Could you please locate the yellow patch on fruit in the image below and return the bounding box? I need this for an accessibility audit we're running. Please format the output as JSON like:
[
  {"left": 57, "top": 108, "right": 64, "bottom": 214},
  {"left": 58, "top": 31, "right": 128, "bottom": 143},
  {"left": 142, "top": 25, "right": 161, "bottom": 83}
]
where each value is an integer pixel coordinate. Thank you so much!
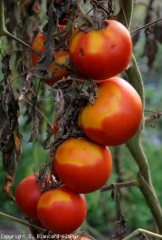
[
  {"left": 86, "top": 32, "right": 105, "bottom": 54},
  {"left": 69, "top": 31, "right": 84, "bottom": 53},
  {"left": 79, "top": 82, "right": 121, "bottom": 129},
  {"left": 55, "top": 138, "right": 104, "bottom": 166},
  {"left": 48, "top": 54, "right": 70, "bottom": 75},
  {"left": 37, "top": 189, "right": 71, "bottom": 208}
]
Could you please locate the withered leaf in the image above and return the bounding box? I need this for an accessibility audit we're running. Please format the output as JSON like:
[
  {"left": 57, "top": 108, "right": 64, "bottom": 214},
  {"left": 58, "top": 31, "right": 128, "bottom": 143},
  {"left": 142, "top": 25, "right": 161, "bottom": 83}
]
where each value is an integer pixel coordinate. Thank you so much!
[
  {"left": 0, "top": 53, "right": 22, "bottom": 200},
  {"left": 28, "top": 96, "right": 40, "bottom": 142},
  {"left": 2, "top": 130, "right": 23, "bottom": 201},
  {"left": 0, "top": 90, "right": 22, "bottom": 200},
  {"left": 43, "top": 123, "right": 54, "bottom": 150},
  {"left": 0, "top": 86, "right": 8, "bottom": 141},
  {"left": 141, "top": 37, "right": 158, "bottom": 69},
  {"left": 132, "top": 31, "right": 140, "bottom": 46},
  {"left": 154, "top": 23, "right": 162, "bottom": 44}
]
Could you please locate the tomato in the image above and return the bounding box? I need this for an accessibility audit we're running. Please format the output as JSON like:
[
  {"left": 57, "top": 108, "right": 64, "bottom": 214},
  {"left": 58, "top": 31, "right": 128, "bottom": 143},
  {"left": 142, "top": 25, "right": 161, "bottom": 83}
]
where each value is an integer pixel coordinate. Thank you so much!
[
  {"left": 69, "top": 20, "right": 132, "bottom": 80},
  {"left": 80, "top": 238, "right": 91, "bottom": 240},
  {"left": 78, "top": 77, "right": 143, "bottom": 146},
  {"left": 58, "top": 25, "right": 66, "bottom": 30},
  {"left": 37, "top": 186, "right": 87, "bottom": 234},
  {"left": 31, "top": 32, "right": 46, "bottom": 66},
  {"left": 31, "top": 32, "right": 71, "bottom": 86},
  {"left": 15, "top": 174, "right": 42, "bottom": 220},
  {"left": 15, "top": 173, "right": 54, "bottom": 220},
  {"left": 53, "top": 137, "right": 112, "bottom": 194}
]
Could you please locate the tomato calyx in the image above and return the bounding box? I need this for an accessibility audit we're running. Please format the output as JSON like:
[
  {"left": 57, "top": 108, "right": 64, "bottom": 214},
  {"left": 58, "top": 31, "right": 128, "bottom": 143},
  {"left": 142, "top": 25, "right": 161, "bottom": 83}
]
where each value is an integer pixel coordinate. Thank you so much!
[{"left": 33, "top": 171, "right": 60, "bottom": 193}]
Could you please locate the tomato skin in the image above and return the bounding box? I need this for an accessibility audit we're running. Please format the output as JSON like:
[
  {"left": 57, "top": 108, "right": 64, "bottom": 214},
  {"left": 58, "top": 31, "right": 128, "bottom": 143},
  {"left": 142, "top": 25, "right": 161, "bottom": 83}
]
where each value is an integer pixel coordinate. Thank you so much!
[
  {"left": 78, "top": 77, "right": 143, "bottom": 146},
  {"left": 69, "top": 20, "right": 132, "bottom": 80},
  {"left": 15, "top": 174, "right": 42, "bottom": 220},
  {"left": 37, "top": 186, "right": 87, "bottom": 234},
  {"left": 45, "top": 49, "right": 70, "bottom": 86},
  {"left": 53, "top": 137, "right": 112, "bottom": 194},
  {"left": 31, "top": 32, "right": 46, "bottom": 66},
  {"left": 31, "top": 32, "right": 70, "bottom": 86}
]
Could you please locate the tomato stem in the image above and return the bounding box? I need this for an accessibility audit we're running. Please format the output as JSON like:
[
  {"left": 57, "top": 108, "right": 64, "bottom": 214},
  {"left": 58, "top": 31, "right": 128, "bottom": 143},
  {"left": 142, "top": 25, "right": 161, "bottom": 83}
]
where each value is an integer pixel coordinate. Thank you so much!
[
  {"left": 0, "top": 211, "right": 45, "bottom": 232},
  {"left": 65, "top": 3, "right": 78, "bottom": 36},
  {"left": 75, "top": 0, "right": 94, "bottom": 27},
  {"left": 125, "top": 56, "right": 162, "bottom": 233},
  {"left": 131, "top": 17, "right": 162, "bottom": 35},
  {"left": 118, "top": 0, "right": 162, "bottom": 233},
  {"left": 137, "top": 172, "right": 162, "bottom": 233},
  {"left": 122, "top": 228, "right": 162, "bottom": 240},
  {"left": 100, "top": 179, "right": 139, "bottom": 192}
]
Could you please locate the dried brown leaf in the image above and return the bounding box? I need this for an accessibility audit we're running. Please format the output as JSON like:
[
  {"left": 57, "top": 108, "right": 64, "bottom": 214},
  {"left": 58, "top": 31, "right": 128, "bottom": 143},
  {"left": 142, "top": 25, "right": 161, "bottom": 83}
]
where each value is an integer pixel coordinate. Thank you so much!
[
  {"left": 154, "top": 24, "right": 162, "bottom": 44},
  {"left": 43, "top": 123, "right": 54, "bottom": 150},
  {"left": 141, "top": 36, "right": 158, "bottom": 69},
  {"left": 28, "top": 97, "right": 40, "bottom": 142},
  {"left": 2, "top": 130, "right": 23, "bottom": 201}
]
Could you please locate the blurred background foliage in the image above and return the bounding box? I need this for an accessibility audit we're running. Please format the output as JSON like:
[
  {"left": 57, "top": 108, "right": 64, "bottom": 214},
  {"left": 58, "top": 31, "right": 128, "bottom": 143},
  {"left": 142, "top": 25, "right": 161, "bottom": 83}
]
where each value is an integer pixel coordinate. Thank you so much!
[{"left": 0, "top": 0, "right": 162, "bottom": 239}]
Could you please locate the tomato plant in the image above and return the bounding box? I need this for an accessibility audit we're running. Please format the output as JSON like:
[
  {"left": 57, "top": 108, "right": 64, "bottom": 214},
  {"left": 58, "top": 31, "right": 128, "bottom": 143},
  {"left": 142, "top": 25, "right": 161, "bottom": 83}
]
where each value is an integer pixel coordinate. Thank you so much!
[
  {"left": 78, "top": 77, "right": 143, "bottom": 146},
  {"left": 37, "top": 186, "right": 87, "bottom": 234},
  {"left": 53, "top": 137, "right": 112, "bottom": 194},
  {"left": 69, "top": 20, "right": 132, "bottom": 80},
  {"left": 31, "top": 32, "right": 71, "bottom": 86},
  {"left": 15, "top": 174, "right": 42, "bottom": 220}
]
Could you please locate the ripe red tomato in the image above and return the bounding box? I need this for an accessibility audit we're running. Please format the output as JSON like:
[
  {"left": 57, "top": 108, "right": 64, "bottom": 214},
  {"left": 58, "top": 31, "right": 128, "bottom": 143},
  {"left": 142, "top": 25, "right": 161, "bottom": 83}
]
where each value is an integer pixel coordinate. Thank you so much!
[
  {"left": 78, "top": 77, "right": 143, "bottom": 146},
  {"left": 69, "top": 20, "right": 132, "bottom": 80},
  {"left": 37, "top": 186, "right": 87, "bottom": 234},
  {"left": 53, "top": 137, "right": 112, "bottom": 194},
  {"left": 15, "top": 174, "right": 42, "bottom": 220},
  {"left": 31, "top": 32, "right": 71, "bottom": 86}
]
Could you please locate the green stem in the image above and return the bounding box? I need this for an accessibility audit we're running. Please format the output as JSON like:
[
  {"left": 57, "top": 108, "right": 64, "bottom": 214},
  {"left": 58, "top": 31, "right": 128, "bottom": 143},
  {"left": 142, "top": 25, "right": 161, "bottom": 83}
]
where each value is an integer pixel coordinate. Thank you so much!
[
  {"left": 125, "top": 54, "right": 145, "bottom": 108},
  {"left": 83, "top": 219, "right": 109, "bottom": 240},
  {"left": 100, "top": 179, "right": 139, "bottom": 192},
  {"left": 0, "top": 211, "right": 45, "bottom": 232},
  {"left": 126, "top": 131, "right": 151, "bottom": 184},
  {"left": 123, "top": 228, "right": 162, "bottom": 240},
  {"left": 65, "top": 3, "right": 78, "bottom": 36},
  {"left": 125, "top": 46, "right": 162, "bottom": 235},
  {"left": 75, "top": 0, "right": 94, "bottom": 27},
  {"left": 0, "top": 0, "right": 40, "bottom": 55},
  {"left": 119, "top": 0, "right": 162, "bottom": 233},
  {"left": 125, "top": 55, "right": 162, "bottom": 234},
  {"left": 137, "top": 173, "right": 162, "bottom": 234}
]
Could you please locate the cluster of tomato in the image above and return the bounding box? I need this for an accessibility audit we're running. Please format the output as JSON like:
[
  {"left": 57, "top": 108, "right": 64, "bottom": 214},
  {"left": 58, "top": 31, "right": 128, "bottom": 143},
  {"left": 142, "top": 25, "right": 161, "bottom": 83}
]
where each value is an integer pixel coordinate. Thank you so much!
[{"left": 15, "top": 6, "right": 143, "bottom": 240}]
